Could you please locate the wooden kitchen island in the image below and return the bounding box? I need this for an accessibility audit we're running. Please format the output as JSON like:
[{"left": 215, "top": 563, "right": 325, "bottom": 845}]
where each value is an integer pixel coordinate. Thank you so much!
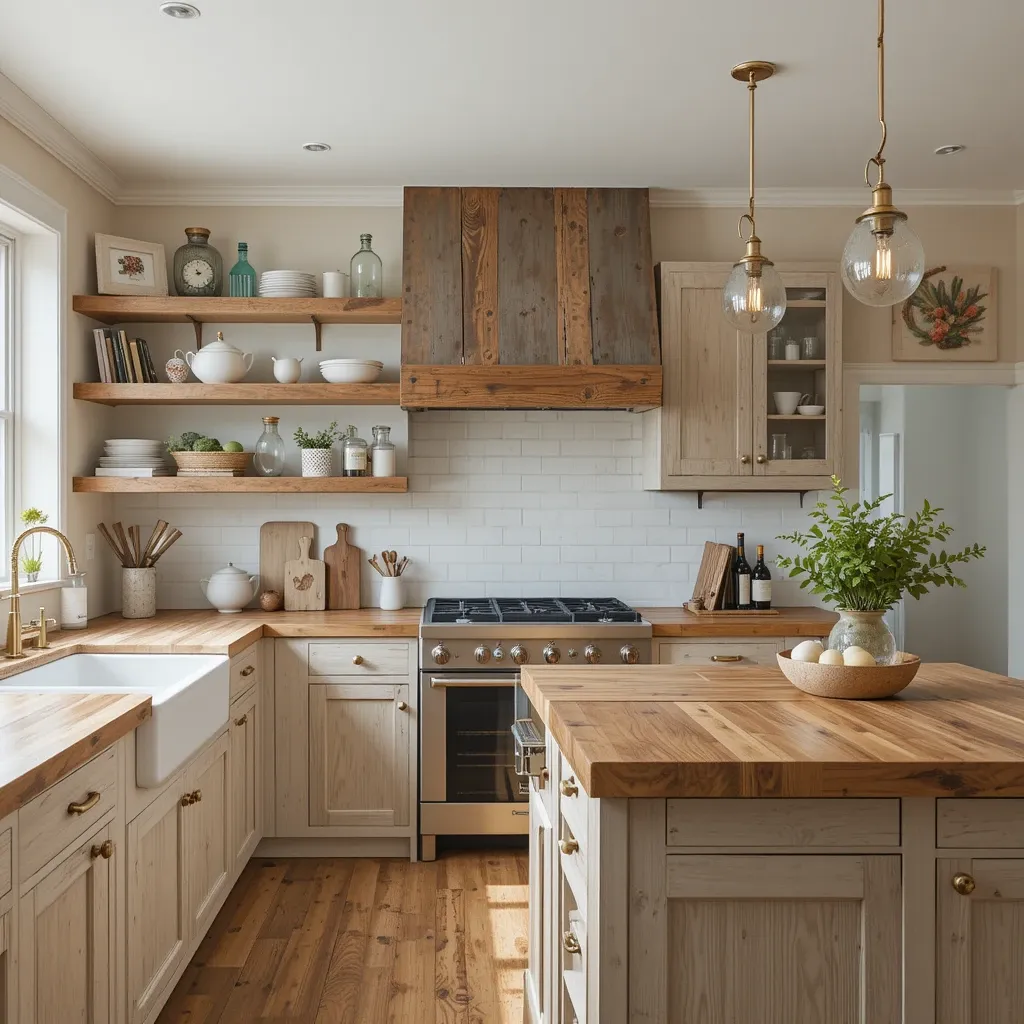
[{"left": 518, "top": 662, "right": 1024, "bottom": 1024}]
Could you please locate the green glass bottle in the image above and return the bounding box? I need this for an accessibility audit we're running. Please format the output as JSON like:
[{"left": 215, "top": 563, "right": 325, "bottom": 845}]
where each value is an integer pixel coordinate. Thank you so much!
[{"left": 229, "top": 242, "right": 257, "bottom": 297}]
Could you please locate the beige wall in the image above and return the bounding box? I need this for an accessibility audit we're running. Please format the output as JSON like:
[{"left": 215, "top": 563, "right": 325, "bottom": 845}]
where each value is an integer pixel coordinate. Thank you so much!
[{"left": 0, "top": 117, "right": 116, "bottom": 615}]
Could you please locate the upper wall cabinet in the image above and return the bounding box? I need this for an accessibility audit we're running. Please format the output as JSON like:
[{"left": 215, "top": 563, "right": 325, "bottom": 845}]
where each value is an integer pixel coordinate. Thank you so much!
[
  {"left": 643, "top": 262, "right": 843, "bottom": 492},
  {"left": 401, "top": 187, "right": 662, "bottom": 410}
]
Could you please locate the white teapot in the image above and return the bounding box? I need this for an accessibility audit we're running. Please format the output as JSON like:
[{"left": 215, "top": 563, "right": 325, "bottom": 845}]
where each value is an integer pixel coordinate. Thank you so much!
[
  {"left": 200, "top": 563, "right": 259, "bottom": 613},
  {"left": 179, "top": 331, "right": 253, "bottom": 384}
]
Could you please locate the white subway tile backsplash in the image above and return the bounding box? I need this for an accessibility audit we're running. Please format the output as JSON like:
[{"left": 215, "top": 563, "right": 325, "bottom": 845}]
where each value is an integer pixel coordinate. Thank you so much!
[{"left": 116, "top": 410, "right": 822, "bottom": 610}]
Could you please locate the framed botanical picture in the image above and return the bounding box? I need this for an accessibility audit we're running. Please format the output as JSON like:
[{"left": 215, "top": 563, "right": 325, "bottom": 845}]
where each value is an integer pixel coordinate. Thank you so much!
[
  {"left": 95, "top": 234, "right": 168, "bottom": 296},
  {"left": 892, "top": 265, "right": 997, "bottom": 361}
]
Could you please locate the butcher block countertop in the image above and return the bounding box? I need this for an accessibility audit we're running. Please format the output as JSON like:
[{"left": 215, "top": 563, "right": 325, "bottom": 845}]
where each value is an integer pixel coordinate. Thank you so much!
[
  {"left": 519, "top": 662, "right": 1024, "bottom": 800},
  {"left": 0, "top": 692, "right": 151, "bottom": 818},
  {"left": 638, "top": 606, "right": 837, "bottom": 637}
]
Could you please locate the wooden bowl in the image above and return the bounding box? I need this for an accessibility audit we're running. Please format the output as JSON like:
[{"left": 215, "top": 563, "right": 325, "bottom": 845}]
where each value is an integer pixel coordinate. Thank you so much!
[
  {"left": 171, "top": 451, "right": 249, "bottom": 476},
  {"left": 777, "top": 649, "right": 921, "bottom": 700}
]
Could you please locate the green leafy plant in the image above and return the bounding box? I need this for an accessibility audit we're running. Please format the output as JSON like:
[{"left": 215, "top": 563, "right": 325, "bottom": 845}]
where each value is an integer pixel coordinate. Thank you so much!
[
  {"left": 776, "top": 477, "right": 986, "bottom": 611},
  {"left": 18, "top": 507, "right": 48, "bottom": 576},
  {"left": 293, "top": 421, "right": 342, "bottom": 450}
]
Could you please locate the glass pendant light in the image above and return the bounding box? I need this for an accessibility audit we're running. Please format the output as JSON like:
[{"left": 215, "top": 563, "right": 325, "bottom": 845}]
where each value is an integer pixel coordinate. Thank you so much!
[
  {"left": 841, "top": 0, "right": 924, "bottom": 306},
  {"left": 722, "top": 61, "right": 786, "bottom": 333}
]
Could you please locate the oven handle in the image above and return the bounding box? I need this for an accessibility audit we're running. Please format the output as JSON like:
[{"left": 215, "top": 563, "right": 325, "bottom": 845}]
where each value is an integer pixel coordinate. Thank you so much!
[{"left": 429, "top": 676, "right": 519, "bottom": 688}]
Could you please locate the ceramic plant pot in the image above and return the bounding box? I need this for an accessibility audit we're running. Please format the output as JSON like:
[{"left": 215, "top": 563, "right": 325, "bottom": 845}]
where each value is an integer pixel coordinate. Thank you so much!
[
  {"left": 301, "top": 449, "right": 332, "bottom": 477},
  {"left": 828, "top": 609, "right": 898, "bottom": 665}
]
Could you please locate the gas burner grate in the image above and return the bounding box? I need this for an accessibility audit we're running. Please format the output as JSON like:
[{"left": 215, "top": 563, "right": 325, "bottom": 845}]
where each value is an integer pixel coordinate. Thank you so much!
[
  {"left": 559, "top": 598, "right": 644, "bottom": 623},
  {"left": 426, "top": 598, "right": 500, "bottom": 624},
  {"left": 493, "top": 598, "right": 567, "bottom": 623},
  {"left": 424, "top": 596, "right": 643, "bottom": 625}
]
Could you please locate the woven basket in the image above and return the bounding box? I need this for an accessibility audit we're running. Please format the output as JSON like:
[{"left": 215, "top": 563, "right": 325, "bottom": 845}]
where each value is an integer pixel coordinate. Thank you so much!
[{"left": 171, "top": 451, "right": 249, "bottom": 477}]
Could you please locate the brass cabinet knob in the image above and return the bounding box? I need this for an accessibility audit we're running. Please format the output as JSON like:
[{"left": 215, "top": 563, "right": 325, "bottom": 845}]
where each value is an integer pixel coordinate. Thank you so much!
[
  {"left": 756, "top": 454, "right": 767, "bottom": 464},
  {"left": 740, "top": 454, "right": 750, "bottom": 464},
  {"left": 181, "top": 793, "right": 192, "bottom": 807},
  {"left": 193, "top": 789, "right": 202, "bottom": 804},
  {"left": 90, "top": 839, "right": 113, "bottom": 860},
  {"left": 352, "top": 655, "right": 364, "bottom": 665},
  {"left": 397, "top": 701, "right": 409, "bottom": 711},
  {"left": 558, "top": 838, "right": 579, "bottom": 856},
  {"left": 562, "top": 930, "right": 581, "bottom": 955},
  {"left": 560, "top": 778, "right": 578, "bottom": 798},
  {"left": 240, "top": 665, "right": 255, "bottom": 677},
  {"left": 234, "top": 713, "right": 248, "bottom": 727},
  {"left": 68, "top": 791, "right": 101, "bottom": 816},
  {"left": 952, "top": 872, "right": 976, "bottom": 896}
]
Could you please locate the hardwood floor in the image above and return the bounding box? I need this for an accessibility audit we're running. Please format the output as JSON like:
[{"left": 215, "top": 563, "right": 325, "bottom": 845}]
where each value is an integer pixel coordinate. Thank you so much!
[{"left": 156, "top": 852, "right": 529, "bottom": 1024}]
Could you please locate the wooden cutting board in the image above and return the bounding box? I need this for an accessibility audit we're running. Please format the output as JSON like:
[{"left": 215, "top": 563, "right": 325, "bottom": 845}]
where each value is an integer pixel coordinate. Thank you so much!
[
  {"left": 260, "top": 521, "right": 315, "bottom": 598},
  {"left": 284, "top": 536, "right": 326, "bottom": 611},
  {"left": 688, "top": 541, "right": 734, "bottom": 611},
  {"left": 323, "top": 523, "right": 361, "bottom": 610}
]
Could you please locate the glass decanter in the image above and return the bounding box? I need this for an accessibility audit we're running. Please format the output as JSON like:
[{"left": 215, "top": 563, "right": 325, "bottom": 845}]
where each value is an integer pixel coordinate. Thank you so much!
[
  {"left": 229, "top": 242, "right": 257, "bottom": 297},
  {"left": 253, "top": 416, "right": 286, "bottom": 477},
  {"left": 342, "top": 425, "right": 369, "bottom": 477},
  {"left": 350, "top": 234, "right": 382, "bottom": 298}
]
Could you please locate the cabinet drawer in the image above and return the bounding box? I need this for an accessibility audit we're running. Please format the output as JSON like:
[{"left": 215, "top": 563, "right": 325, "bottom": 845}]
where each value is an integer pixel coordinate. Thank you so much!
[
  {"left": 937, "top": 799, "right": 1024, "bottom": 847},
  {"left": 559, "top": 753, "right": 588, "bottom": 848},
  {"left": 667, "top": 798, "right": 900, "bottom": 848},
  {"left": 230, "top": 644, "right": 260, "bottom": 701},
  {"left": 20, "top": 745, "right": 118, "bottom": 879},
  {"left": 656, "top": 639, "right": 782, "bottom": 667},
  {"left": 308, "top": 642, "right": 410, "bottom": 677}
]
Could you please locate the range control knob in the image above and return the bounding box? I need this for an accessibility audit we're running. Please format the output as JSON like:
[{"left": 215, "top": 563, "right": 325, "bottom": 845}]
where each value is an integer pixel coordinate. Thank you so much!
[
  {"left": 584, "top": 644, "right": 601, "bottom": 664},
  {"left": 474, "top": 646, "right": 492, "bottom": 665},
  {"left": 620, "top": 644, "right": 640, "bottom": 665},
  {"left": 567, "top": 648, "right": 578, "bottom": 659},
  {"left": 543, "top": 644, "right": 561, "bottom": 665},
  {"left": 510, "top": 644, "right": 529, "bottom": 666},
  {"left": 431, "top": 644, "right": 451, "bottom": 666}
]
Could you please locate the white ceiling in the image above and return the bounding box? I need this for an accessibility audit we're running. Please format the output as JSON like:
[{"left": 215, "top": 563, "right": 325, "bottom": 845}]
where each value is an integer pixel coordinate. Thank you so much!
[{"left": 1, "top": 0, "right": 1022, "bottom": 198}]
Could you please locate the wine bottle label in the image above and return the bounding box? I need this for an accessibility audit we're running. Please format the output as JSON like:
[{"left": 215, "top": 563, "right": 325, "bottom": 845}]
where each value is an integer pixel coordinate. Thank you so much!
[
  {"left": 344, "top": 448, "right": 367, "bottom": 471},
  {"left": 738, "top": 576, "right": 751, "bottom": 606},
  {"left": 752, "top": 580, "right": 771, "bottom": 602}
]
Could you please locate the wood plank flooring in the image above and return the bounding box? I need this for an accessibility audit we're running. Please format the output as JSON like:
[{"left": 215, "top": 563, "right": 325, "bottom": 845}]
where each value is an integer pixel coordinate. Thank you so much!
[{"left": 157, "top": 853, "right": 529, "bottom": 1024}]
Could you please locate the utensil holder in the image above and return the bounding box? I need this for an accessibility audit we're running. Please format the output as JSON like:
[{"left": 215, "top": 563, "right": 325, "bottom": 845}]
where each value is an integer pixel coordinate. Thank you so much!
[
  {"left": 122, "top": 568, "right": 156, "bottom": 619},
  {"left": 379, "top": 576, "right": 403, "bottom": 611}
]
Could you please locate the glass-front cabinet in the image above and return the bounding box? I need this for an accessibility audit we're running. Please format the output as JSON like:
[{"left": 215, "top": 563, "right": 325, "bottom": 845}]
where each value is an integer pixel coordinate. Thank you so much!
[{"left": 643, "top": 262, "right": 842, "bottom": 491}]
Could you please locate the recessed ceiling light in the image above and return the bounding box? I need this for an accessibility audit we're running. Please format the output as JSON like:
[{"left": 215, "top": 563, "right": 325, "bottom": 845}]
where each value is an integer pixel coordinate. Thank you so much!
[
  {"left": 160, "top": 2, "right": 201, "bottom": 17},
  {"left": 934, "top": 144, "right": 965, "bottom": 156},
  {"left": 302, "top": 142, "right": 332, "bottom": 153}
]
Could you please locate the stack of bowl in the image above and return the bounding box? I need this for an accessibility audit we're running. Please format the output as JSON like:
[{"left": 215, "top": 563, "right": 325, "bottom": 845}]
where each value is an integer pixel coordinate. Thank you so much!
[{"left": 319, "top": 359, "right": 383, "bottom": 384}]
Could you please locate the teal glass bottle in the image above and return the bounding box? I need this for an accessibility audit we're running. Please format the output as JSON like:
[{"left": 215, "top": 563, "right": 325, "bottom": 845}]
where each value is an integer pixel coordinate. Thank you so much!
[
  {"left": 349, "top": 234, "right": 382, "bottom": 298},
  {"left": 229, "top": 242, "right": 257, "bottom": 297}
]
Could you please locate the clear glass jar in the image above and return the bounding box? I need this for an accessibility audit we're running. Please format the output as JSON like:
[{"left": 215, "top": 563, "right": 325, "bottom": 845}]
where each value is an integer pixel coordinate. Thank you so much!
[
  {"left": 370, "top": 425, "right": 396, "bottom": 477},
  {"left": 342, "top": 424, "right": 369, "bottom": 477},
  {"left": 768, "top": 329, "right": 787, "bottom": 361},
  {"left": 229, "top": 242, "right": 257, "bottom": 297},
  {"left": 350, "top": 233, "right": 382, "bottom": 298},
  {"left": 828, "top": 609, "right": 898, "bottom": 665},
  {"left": 253, "top": 416, "right": 286, "bottom": 477}
]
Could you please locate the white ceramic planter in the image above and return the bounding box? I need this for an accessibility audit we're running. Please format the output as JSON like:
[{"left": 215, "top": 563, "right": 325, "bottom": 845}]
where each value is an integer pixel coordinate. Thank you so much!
[
  {"left": 122, "top": 568, "right": 157, "bottom": 619},
  {"left": 379, "top": 576, "right": 404, "bottom": 611},
  {"left": 301, "top": 448, "right": 333, "bottom": 477}
]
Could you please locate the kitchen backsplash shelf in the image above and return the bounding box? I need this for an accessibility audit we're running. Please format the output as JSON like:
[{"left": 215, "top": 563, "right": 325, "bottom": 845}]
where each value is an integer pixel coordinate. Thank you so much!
[
  {"left": 73, "top": 476, "right": 408, "bottom": 494},
  {"left": 73, "top": 382, "right": 401, "bottom": 406}
]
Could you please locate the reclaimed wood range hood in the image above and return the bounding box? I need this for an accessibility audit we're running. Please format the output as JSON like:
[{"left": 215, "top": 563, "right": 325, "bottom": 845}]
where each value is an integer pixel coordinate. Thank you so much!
[{"left": 400, "top": 187, "right": 662, "bottom": 409}]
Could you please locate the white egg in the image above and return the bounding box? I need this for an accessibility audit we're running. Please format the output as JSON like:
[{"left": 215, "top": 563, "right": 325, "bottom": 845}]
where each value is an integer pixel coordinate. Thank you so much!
[
  {"left": 791, "top": 640, "right": 824, "bottom": 664},
  {"left": 818, "top": 649, "right": 845, "bottom": 666},
  {"left": 843, "top": 645, "right": 877, "bottom": 667}
]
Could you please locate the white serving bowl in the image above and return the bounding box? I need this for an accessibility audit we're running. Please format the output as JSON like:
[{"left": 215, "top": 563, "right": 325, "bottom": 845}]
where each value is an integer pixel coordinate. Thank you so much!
[
  {"left": 797, "top": 405, "right": 825, "bottom": 416},
  {"left": 319, "top": 359, "right": 383, "bottom": 384}
]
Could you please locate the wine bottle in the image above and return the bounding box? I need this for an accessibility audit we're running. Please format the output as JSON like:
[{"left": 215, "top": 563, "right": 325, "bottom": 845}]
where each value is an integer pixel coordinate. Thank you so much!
[
  {"left": 733, "top": 532, "right": 752, "bottom": 610},
  {"left": 752, "top": 544, "right": 772, "bottom": 610}
]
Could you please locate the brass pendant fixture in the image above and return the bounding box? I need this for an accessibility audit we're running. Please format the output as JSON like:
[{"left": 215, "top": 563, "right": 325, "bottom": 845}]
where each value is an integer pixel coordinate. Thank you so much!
[
  {"left": 722, "top": 61, "right": 786, "bottom": 332},
  {"left": 841, "top": 0, "right": 925, "bottom": 306}
]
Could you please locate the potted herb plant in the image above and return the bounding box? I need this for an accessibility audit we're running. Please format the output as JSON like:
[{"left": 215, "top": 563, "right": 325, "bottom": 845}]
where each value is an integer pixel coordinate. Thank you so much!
[
  {"left": 776, "top": 478, "right": 985, "bottom": 664},
  {"left": 18, "top": 507, "right": 48, "bottom": 581},
  {"left": 294, "top": 421, "right": 343, "bottom": 478}
]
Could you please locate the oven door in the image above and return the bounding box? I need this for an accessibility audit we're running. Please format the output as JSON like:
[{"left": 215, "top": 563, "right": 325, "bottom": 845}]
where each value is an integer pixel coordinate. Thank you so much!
[{"left": 420, "top": 672, "right": 527, "bottom": 805}]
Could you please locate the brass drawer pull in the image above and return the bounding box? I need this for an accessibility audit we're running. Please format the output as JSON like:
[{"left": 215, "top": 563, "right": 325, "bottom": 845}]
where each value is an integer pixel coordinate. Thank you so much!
[
  {"left": 68, "top": 791, "right": 101, "bottom": 816},
  {"left": 558, "top": 838, "right": 579, "bottom": 856},
  {"left": 397, "top": 700, "right": 409, "bottom": 711},
  {"left": 710, "top": 655, "right": 743, "bottom": 663},
  {"left": 240, "top": 664, "right": 255, "bottom": 677},
  {"left": 352, "top": 655, "right": 364, "bottom": 665},
  {"left": 90, "top": 839, "right": 113, "bottom": 860},
  {"left": 234, "top": 713, "right": 248, "bottom": 726},
  {"left": 560, "top": 778, "right": 578, "bottom": 798},
  {"left": 952, "top": 872, "right": 976, "bottom": 896},
  {"left": 562, "top": 930, "right": 581, "bottom": 955}
]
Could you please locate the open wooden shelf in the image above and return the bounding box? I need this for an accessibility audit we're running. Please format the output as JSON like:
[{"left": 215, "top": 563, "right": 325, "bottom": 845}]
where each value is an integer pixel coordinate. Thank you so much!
[
  {"left": 784, "top": 299, "right": 827, "bottom": 308},
  {"left": 73, "top": 382, "right": 401, "bottom": 406},
  {"left": 767, "top": 360, "right": 826, "bottom": 369},
  {"left": 767, "top": 414, "right": 826, "bottom": 421},
  {"left": 73, "top": 294, "right": 401, "bottom": 349},
  {"left": 73, "top": 476, "right": 408, "bottom": 494}
]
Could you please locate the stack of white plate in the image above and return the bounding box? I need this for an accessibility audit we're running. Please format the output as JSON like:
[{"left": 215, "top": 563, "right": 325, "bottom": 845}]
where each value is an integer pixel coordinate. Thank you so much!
[
  {"left": 97, "top": 439, "right": 170, "bottom": 477},
  {"left": 319, "top": 359, "right": 384, "bottom": 384},
  {"left": 259, "top": 271, "right": 316, "bottom": 298}
]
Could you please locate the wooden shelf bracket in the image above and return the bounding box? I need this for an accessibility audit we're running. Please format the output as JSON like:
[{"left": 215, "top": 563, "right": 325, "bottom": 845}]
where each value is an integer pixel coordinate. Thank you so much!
[
  {"left": 185, "top": 315, "right": 203, "bottom": 348},
  {"left": 311, "top": 315, "right": 322, "bottom": 351}
]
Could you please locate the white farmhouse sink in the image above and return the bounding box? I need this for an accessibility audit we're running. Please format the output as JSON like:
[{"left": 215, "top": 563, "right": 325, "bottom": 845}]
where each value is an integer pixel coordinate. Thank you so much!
[{"left": 1, "top": 653, "right": 229, "bottom": 787}]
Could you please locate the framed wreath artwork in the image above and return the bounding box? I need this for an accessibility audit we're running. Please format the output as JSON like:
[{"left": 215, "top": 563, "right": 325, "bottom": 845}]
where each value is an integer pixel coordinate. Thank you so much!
[
  {"left": 892, "top": 265, "right": 997, "bottom": 361},
  {"left": 94, "top": 234, "right": 168, "bottom": 296}
]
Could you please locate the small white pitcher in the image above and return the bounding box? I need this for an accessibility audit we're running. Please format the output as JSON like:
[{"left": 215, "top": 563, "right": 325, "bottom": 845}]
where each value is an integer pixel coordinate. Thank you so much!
[{"left": 272, "top": 356, "right": 303, "bottom": 384}]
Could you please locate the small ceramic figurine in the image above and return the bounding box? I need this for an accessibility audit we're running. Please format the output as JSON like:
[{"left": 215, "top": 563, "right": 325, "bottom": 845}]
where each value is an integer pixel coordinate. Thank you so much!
[
  {"left": 165, "top": 354, "right": 189, "bottom": 383},
  {"left": 259, "top": 589, "right": 284, "bottom": 612}
]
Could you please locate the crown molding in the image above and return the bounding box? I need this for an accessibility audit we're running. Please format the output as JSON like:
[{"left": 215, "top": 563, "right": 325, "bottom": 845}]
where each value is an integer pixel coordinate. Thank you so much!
[
  {"left": 845, "top": 361, "right": 1019, "bottom": 386},
  {"left": 114, "top": 183, "right": 406, "bottom": 207},
  {"left": 650, "top": 187, "right": 1019, "bottom": 208},
  {"left": 0, "top": 74, "right": 121, "bottom": 203}
]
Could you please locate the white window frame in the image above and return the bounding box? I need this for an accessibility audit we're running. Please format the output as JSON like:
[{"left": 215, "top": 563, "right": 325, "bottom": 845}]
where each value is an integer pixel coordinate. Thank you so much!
[{"left": 0, "top": 231, "right": 13, "bottom": 569}]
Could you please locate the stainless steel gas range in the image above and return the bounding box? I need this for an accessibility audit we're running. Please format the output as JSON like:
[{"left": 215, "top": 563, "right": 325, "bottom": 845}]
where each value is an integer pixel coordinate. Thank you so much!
[{"left": 418, "top": 597, "right": 652, "bottom": 860}]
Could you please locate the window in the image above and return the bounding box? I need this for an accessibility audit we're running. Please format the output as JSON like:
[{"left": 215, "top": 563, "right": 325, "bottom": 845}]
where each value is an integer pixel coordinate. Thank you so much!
[{"left": 0, "top": 230, "right": 12, "bottom": 563}]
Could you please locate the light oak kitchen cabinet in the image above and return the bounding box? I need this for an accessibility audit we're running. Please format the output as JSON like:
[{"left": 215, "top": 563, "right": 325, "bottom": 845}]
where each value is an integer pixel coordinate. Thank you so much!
[
  {"left": 644, "top": 262, "right": 842, "bottom": 492},
  {"left": 229, "top": 683, "right": 262, "bottom": 874}
]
